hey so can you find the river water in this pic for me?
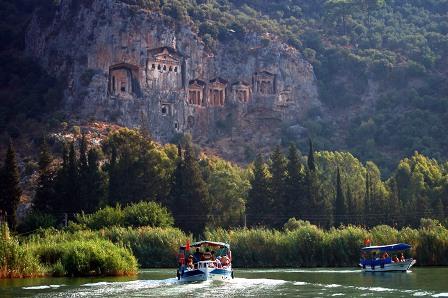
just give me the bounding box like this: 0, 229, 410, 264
1, 268, 447, 297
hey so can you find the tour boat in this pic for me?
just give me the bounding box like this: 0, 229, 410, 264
359, 243, 416, 272
176, 241, 234, 282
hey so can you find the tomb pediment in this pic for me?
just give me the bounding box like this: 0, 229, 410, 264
209, 77, 228, 86
149, 47, 180, 64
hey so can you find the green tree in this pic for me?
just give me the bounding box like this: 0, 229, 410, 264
269, 146, 288, 227
81, 148, 106, 213
284, 144, 305, 219
334, 167, 346, 226
0, 141, 22, 229
33, 140, 56, 213
169, 143, 210, 237
246, 154, 272, 227
307, 139, 316, 172
103, 128, 173, 205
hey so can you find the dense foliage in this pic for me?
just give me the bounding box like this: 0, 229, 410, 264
74, 202, 174, 230
1, 129, 446, 236
0, 223, 137, 277
205, 218, 448, 267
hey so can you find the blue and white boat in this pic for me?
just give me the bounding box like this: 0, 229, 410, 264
176, 241, 234, 282
359, 243, 416, 272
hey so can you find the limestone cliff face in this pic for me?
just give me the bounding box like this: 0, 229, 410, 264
26, 0, 320, 161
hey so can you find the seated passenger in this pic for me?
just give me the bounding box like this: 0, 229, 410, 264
392, 255, 399, 263
382, 252, 389, 259
202, 248, 212, 261
211, 251, 216, 261
215, 256, 222, 268
400, 253, 405, 262
221, 255, 230, 267
186, 255, 194, 269
193, 248, 202, 263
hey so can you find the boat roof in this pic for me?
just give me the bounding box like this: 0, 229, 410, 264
180, 241, 230, 249
361, 243, 411, 252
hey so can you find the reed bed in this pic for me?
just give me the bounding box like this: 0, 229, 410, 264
0, 225, 137, 278
1, 219, 447, 278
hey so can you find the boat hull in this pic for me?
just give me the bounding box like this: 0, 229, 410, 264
360, 259, 416, 272
179, 267, 233, 282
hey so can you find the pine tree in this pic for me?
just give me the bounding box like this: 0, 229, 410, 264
304, 139, 319, 224
54, 142, 80, 215
169, 144, 185, 218
334, 167, 346, 226
34, 140, 56, 213
345, 184, 356, 225
107, 146, 120, 205
307, 138, 316, 172
364, 172, 371, 227
388, 178, 402, 227
269, 146, 288, 227
67, 141, 80, 213
82, 148, 106, 212
179, 143, 210, 237
285, 144, 305, 220
79, 133, 88, 170
0, 141, 22, 230
247, 154, 272, 227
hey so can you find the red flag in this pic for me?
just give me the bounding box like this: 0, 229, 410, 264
186, 239, 190, 251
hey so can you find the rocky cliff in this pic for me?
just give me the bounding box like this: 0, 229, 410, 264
25, 0, 320, 162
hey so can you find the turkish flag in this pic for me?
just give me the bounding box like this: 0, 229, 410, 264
186, 239, 190, 251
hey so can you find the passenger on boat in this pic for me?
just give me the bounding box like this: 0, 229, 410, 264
186, 255, 194, 269
193, 248, 202, 263
221, 255, 230, 267
400, 252, 405, 262
202, 248, 212, 261
392, 255, 399, 263
382, 252, 389, 259
210, 251, 216, 261
215, 256, 222, 268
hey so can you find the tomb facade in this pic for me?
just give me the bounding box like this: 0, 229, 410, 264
253, 71, 276, 95
147, 47, 183, 90
208, 77, 227, 107
108, 63, 140, 97
188, 79, 206, 106
232, 81, 252, 103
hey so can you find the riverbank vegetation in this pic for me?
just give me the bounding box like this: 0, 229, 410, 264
4, 217, 448, 275
0, 223, 137, 278
1, 128, 447, 233
0, 128, 447, 277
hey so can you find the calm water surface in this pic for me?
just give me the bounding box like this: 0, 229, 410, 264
1, 268, 447, 297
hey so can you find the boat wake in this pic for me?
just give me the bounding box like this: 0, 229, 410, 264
24, 275, 448, 297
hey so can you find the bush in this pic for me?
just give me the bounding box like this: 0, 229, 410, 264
75, 206, 125, 230
18, 212, 57, 233
123, 201, 174, 228
75, 201, 174, 229
28, 231, 137, 276
103, 226, 186, 267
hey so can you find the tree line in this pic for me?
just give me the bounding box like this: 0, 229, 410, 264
0, 129, 447, 235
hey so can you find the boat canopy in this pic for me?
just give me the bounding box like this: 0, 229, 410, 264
179, 241, 230, 250
361, 243, 411, 252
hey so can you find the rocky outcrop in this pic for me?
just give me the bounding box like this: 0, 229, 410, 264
26, 0, 320, 161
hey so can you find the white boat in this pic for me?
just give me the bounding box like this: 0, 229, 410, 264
176, 241, 234, 282
359, 243, 416, 272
